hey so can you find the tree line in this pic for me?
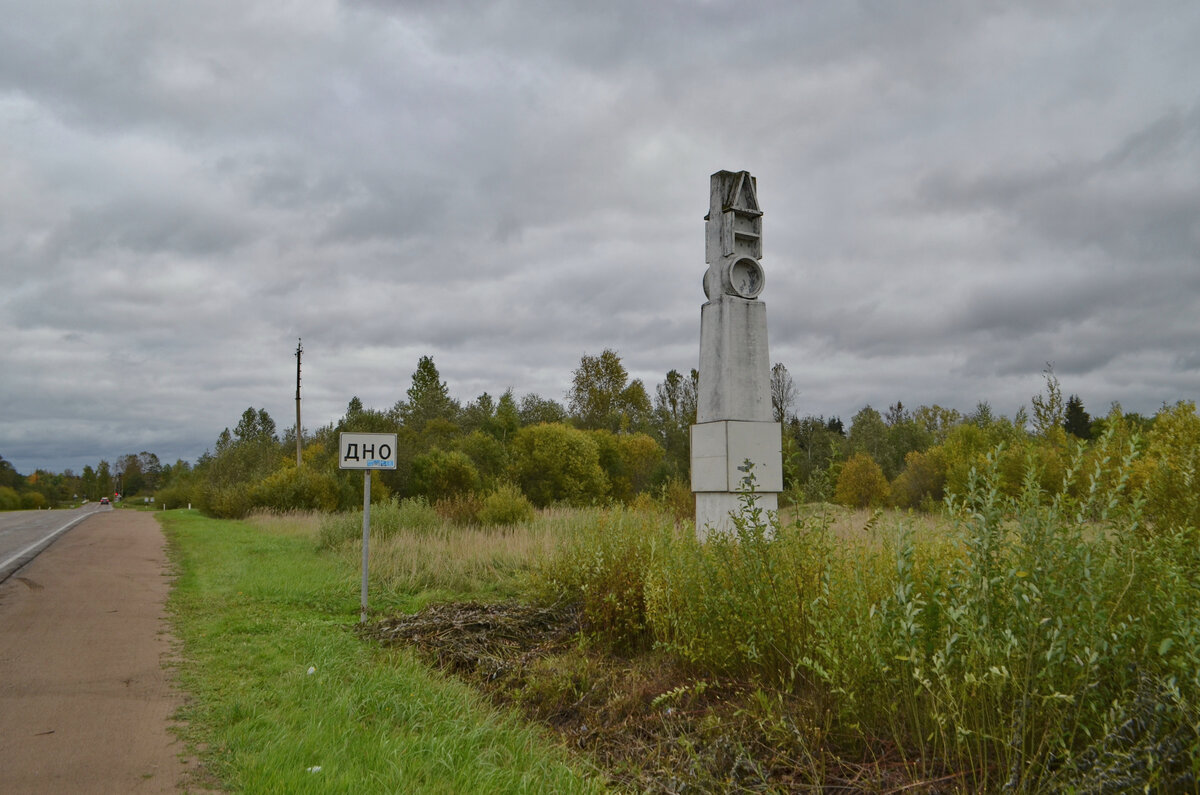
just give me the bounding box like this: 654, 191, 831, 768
780, 365, 1197, 535
0, 450, 184, 510
4, 355, 1196, 533
163, 351, 685, 518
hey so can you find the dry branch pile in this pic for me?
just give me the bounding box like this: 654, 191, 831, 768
363, 601, 581, 681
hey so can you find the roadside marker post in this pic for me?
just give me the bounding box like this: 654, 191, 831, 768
338, 432, 398, 623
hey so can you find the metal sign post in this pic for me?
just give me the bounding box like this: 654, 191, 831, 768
359, 470, 371, 623
338, 432, 398, 623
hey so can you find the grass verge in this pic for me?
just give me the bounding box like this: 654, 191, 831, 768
160, 509, 605, 794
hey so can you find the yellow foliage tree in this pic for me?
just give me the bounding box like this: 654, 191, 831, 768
835, 453, 890, 509
1136, 401, 1200, 533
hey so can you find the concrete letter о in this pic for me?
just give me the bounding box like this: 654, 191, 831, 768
691, 171, 783, 538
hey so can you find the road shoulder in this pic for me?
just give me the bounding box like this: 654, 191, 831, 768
0, 510, 199, 793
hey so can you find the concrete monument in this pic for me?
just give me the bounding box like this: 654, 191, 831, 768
691, 170, 783, 538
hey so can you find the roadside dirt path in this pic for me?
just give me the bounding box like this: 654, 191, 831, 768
0, 510, 198, 793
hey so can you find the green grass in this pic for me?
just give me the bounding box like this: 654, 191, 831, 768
160, 509, 606, 794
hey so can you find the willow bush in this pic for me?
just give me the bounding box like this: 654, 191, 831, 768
534, 507, 671, 650
542, 427, 1200, 790
645, 483, 831, 684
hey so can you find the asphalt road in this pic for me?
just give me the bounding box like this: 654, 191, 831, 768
0, 504, 105, 583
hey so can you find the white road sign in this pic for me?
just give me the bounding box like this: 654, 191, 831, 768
338, 432, 398, 470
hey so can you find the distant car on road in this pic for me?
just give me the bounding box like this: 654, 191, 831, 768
100, 497, 110, 505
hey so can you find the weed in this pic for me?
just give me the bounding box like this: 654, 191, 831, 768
535, 507, 671, 650
317, 495, 441, 549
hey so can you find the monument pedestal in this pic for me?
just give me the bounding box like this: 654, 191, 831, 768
691, 419, 782, 538
695, 492, 779, 538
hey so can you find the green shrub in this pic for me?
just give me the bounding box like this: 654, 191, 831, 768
941, 422, 999, 498
645, 489, 830, 683
251, 465, 341, 512
889, 447, 948, 509
797, 464, 835, 504
0, 486, 20, 511
811, 438, 1200, 790
508, 423, 609, 506
411, 449, 481, 501
536, 508, 670, 649
392, 495, 443, 531
617, 432, 664, 498
154, 482, 195, 509
587, 430, 664, 501
20, 491, 46, 510
657, 476, 695, 522
588, 430, 626, 500
454, 430, 509, 486
197, 482, 253, 519
476, 483, 535, 526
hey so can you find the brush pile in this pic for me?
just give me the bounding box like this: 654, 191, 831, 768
363, 601, 580, 681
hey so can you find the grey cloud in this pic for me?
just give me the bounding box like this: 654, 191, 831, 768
1102, 106, 1200, 169
3, 0, 1199, 474
53, 197, 253, 258
916, 105, 1200, 263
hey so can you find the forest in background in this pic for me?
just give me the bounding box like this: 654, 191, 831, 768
2, 351, 1196, 536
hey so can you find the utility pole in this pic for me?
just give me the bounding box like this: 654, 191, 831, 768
295, 338, 303, 468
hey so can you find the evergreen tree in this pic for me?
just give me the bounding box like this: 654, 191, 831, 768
968, 401, 995, 428
338, 397, 392, 433
0, 455, 22, 490
494, 389, 521, 441
399, 355, 459, 430
885, 401, 909, 427
1063, 394, 1092, 439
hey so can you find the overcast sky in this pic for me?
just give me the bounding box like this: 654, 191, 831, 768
2, 1, 1198, 475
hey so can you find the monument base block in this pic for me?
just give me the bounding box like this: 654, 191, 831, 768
695, 492, 778, 541
690, 420, 783, 493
